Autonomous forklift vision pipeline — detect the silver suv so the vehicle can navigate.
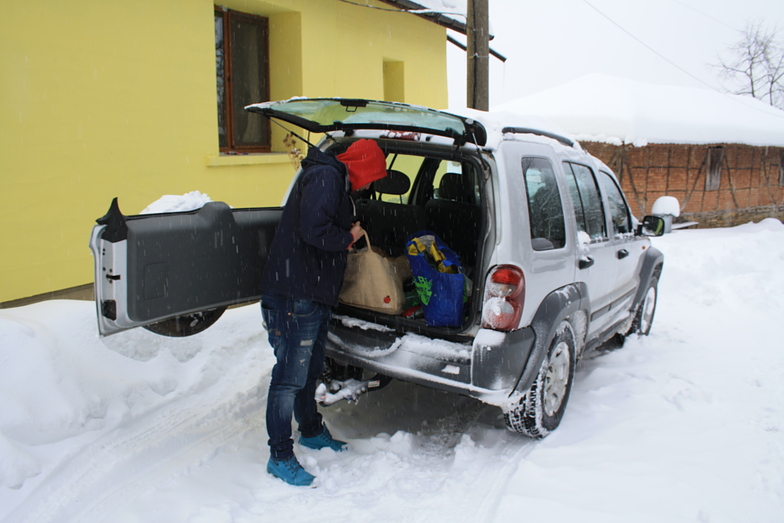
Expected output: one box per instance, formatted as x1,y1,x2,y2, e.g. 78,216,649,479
90,99,664,438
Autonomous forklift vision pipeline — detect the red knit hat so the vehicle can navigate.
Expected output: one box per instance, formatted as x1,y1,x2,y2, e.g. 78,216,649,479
337,139,387,191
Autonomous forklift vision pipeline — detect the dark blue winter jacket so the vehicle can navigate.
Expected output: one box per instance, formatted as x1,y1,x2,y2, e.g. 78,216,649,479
259,147,355,306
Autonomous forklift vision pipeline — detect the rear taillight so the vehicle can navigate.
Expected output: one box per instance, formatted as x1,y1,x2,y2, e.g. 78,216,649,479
481,265,525,331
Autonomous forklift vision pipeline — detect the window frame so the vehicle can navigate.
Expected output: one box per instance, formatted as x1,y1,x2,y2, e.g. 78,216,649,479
215,7,271,154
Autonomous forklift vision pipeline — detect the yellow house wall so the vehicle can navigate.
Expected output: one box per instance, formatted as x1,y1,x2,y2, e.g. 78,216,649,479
0,0,448,303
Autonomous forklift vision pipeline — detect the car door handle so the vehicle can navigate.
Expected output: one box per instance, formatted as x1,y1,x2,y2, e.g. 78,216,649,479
579,256,594,270
617,249,629,259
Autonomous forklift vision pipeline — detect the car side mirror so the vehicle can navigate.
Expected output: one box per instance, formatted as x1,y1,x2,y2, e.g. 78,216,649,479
638,215,666,237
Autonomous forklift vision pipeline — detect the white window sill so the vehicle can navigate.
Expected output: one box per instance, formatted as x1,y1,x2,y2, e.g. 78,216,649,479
206,153,291,167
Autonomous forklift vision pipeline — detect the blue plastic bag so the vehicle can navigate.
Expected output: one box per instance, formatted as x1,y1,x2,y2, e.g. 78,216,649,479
406,231,465,327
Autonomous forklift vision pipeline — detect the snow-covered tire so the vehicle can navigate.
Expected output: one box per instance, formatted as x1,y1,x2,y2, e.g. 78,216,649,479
142,307,226,337
504,321,576,438
630,275,658,336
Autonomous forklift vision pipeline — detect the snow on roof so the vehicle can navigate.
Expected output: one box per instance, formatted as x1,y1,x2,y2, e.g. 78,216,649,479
380,0,468,32
405,0,466,19
493,74,784,147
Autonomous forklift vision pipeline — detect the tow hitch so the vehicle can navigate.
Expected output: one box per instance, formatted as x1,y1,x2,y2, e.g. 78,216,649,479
316,360,392,405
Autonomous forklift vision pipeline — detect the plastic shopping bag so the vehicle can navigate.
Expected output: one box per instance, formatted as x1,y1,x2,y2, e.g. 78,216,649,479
405,231,465,327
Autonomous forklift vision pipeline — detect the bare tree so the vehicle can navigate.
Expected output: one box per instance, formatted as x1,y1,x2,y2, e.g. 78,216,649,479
714,21,784,110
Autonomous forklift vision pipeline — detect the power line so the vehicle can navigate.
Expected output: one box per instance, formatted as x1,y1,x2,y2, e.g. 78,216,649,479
581,0,784,119
671,0,740,32
581,0,717,91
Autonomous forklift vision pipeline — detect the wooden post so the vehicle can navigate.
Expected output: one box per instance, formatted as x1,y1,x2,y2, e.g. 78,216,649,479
466,0,489,110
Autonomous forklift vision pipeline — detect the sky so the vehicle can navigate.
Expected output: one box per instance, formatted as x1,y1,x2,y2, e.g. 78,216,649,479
442,0,784,108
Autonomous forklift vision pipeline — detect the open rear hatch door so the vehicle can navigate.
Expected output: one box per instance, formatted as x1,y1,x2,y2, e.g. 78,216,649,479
89,198,281,336
246,98,487,146
90,99,486,337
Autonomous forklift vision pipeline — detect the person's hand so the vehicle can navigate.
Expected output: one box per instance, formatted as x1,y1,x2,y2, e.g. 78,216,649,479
350,221,364,242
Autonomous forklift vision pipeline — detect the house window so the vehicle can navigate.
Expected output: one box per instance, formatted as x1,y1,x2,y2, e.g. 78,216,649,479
705,146,724,191
215,8,270,153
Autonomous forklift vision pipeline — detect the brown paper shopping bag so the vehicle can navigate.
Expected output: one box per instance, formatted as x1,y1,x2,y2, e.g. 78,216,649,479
339,231,405,314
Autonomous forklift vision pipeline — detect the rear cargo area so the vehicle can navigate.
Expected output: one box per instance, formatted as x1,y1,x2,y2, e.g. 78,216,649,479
335,144,485,332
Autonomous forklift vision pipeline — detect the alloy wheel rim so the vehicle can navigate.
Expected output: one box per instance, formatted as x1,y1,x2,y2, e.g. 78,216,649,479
641,286,656,333
544,341,571,416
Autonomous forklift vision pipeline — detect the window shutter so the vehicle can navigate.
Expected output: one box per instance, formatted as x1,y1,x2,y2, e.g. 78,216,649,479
705,146,724,191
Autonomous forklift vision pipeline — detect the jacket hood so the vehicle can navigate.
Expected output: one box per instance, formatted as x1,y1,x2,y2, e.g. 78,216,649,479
301,147,350,192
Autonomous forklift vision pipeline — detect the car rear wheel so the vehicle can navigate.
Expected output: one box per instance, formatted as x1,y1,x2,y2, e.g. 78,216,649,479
504,321,576,438
142,306,226,337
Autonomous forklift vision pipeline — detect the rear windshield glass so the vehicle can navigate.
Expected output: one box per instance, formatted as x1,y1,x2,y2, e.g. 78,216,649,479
248,99,483,144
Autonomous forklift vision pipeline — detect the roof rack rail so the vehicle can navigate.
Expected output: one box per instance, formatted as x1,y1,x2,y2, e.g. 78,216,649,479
501,127,576,148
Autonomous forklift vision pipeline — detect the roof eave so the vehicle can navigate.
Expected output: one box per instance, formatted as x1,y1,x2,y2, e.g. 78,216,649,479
377,0,468,35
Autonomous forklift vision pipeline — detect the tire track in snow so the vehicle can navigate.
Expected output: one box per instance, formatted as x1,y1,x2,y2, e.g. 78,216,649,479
404,403,538,523
416,402,538,522
6,374,270,523
406,393,537,522
10,367,536,523
73,387,268,523
471,439,536,522
373,389,537,522
314,378,542,521
412,399,489,455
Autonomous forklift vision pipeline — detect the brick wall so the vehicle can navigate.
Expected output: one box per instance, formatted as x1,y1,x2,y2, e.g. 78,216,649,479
583,142,784,228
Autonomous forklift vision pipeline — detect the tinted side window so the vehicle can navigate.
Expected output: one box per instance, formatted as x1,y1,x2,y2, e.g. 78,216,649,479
598,170,632,235
563,162,607,241
523,158,565,251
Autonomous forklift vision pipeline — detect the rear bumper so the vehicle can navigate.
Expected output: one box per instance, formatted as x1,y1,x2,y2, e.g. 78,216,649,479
325,317,536,406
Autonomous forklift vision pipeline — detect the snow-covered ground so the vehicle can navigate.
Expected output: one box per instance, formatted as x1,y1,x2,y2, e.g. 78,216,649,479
2,220,783,522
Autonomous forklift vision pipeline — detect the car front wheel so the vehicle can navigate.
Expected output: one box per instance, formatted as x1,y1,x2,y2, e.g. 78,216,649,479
631,275,659,336
504,321,576,438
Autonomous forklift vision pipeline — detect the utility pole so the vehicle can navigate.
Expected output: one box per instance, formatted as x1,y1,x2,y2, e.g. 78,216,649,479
466,0,489,110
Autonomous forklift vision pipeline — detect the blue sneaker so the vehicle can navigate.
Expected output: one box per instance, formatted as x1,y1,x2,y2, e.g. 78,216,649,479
267,456,315,486
299,426,348,452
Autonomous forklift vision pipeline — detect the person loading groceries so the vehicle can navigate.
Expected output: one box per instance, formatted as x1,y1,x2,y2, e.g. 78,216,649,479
259,139,387,486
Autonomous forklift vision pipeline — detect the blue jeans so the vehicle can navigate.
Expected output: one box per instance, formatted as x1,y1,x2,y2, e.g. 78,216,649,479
261,292,331,460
